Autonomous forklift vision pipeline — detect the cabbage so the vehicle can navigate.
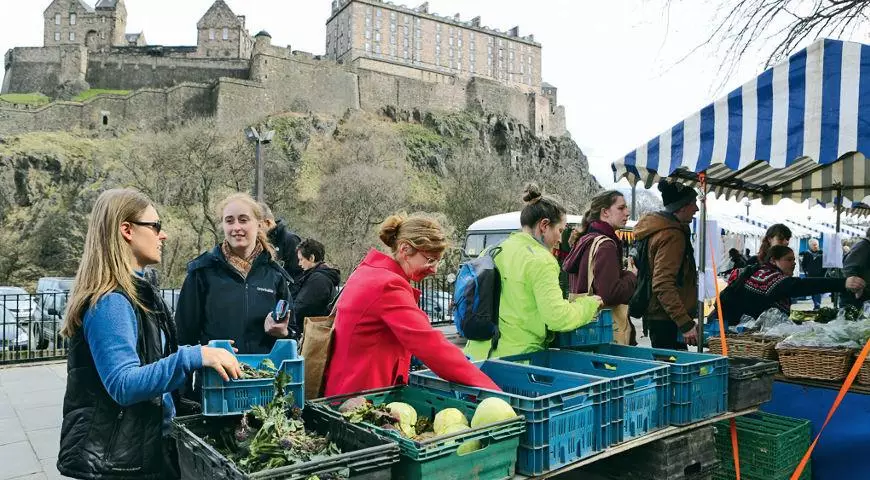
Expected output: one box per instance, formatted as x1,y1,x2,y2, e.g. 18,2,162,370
433,408,468,435
386,402,418,427
471,397,517,428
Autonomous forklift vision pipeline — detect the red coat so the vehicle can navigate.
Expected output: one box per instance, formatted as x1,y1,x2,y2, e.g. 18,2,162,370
323,249,499,396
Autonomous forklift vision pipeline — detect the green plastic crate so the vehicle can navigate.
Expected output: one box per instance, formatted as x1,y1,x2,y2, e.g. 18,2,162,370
308,386,525,480
714,463,811,480
713,412,811,480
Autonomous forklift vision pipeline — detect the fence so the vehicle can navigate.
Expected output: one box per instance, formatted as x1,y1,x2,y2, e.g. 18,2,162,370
1,278,453,365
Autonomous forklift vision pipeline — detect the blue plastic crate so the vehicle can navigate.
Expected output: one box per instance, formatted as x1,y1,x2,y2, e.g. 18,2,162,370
201,339,304,416
410,360,608,476
553,309,614,347
500,349,670,446
587,344,728,425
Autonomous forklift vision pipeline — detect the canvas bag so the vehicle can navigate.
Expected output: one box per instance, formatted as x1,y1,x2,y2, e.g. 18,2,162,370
299,266,354,400
568,235,632,345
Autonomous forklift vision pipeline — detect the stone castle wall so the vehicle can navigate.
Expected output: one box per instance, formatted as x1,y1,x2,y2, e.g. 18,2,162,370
3,46,88,95
0,82,214,134
86,52,249,90
2,42,567,137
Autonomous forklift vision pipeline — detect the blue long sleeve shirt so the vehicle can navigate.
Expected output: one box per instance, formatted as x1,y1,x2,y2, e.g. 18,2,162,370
83,293,203,434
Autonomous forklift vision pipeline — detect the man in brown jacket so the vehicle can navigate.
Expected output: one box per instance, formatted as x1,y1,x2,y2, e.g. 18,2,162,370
633,180,699,349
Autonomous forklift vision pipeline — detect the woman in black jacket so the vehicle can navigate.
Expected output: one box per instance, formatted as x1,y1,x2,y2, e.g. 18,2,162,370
290,239,341,331
723,245,865,320
176,193,293,358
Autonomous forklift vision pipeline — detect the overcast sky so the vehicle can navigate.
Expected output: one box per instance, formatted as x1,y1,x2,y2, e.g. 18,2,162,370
1,0,867,192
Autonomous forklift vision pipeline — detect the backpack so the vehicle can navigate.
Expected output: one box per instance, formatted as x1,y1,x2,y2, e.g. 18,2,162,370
453,246,503,350
628,230,689,318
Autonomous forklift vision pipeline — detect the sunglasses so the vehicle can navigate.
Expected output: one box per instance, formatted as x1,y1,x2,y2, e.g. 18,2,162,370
130,220,162,234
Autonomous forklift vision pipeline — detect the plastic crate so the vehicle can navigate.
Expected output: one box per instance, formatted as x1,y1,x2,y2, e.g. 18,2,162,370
410,360,608,476
727,357,779,411
202,339,304,416
500,349,669,446
587,344,728,425
171,407,399,480
307,386,524,480
713,412,811,480
554,309,614,347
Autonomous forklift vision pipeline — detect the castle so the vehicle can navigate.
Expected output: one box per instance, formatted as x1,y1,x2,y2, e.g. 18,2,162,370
0,0,566,137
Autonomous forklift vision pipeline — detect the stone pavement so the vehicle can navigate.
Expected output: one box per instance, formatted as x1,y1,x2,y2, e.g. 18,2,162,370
0,362,72,480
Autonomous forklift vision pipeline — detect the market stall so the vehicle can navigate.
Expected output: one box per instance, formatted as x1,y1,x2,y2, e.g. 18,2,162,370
611,37,870,480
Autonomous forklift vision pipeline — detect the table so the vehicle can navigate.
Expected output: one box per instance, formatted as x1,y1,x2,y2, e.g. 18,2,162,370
761,378,870,480
513,408,757,479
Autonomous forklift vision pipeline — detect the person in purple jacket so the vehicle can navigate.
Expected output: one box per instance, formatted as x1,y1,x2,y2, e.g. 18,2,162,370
57,188,241,480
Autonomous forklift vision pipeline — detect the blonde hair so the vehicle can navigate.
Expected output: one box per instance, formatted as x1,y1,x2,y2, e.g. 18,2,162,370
216,193,277,260
62,188,153,338
379,212,449,254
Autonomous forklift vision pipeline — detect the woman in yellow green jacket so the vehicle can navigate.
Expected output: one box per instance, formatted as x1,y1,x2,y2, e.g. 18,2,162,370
465,184,603,360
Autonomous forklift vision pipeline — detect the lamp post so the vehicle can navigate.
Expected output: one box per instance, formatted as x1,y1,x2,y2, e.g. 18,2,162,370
742,197,751,218
244,126,275,202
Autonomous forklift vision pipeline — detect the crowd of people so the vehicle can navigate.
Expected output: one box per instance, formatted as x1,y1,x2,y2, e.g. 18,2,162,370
54,180,870,479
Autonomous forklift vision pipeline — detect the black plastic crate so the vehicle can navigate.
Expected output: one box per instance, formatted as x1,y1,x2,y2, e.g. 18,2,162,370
171,408,399,480
727,357,779,411
584,427,719,480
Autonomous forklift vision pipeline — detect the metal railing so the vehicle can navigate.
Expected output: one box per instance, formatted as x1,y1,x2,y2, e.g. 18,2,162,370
1,280,453,365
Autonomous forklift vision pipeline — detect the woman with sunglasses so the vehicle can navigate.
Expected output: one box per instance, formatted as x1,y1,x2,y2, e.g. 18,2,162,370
322,212,500,396
58,189,241,479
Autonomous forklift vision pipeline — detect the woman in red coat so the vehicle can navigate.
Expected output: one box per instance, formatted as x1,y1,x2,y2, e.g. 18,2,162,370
323,213,500,396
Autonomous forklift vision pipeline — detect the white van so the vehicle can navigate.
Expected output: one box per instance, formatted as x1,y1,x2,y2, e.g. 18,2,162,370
463,211,584,258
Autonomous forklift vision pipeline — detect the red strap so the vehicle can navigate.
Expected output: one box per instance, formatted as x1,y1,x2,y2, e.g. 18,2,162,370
709,237,741,479
791,338,870,480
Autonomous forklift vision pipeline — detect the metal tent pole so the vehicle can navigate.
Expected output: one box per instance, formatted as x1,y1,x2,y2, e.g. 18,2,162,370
696,174,707,353
836,184,843,233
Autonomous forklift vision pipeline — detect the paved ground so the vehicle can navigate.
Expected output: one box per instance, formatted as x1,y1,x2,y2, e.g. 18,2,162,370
0,362,71,480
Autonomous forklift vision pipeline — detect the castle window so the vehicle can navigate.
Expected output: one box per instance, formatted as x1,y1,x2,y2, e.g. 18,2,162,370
222,28,229,40
365,42,371,53
70,14,76,25
69,32,76,41
375,31,381,42
55,14,61,25
209,29,215,41
365,17,370,27
365,30,370,39
448,37,453,46
102,114,109,126
102,16,106,23
376,8,381,17
54,32,61,41
436,33,440,43
390,11,396,20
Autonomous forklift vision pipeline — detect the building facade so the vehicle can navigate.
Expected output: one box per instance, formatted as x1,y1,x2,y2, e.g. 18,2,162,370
326,0,542,91
43,0,128,52
195,0,253,59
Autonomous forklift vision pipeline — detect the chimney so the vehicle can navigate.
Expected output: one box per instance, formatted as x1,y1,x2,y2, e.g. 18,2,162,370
237,16,245,29
453,13,460,22
416,2,428,13
508,26,519,37
471,16,481,27
528,34,535,42
332,0,338,13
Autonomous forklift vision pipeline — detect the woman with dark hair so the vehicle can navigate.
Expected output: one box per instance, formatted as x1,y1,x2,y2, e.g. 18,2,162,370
721,245,865,321
749,224,792,265
724,248,747,276
290,239,341,332
563,190,637,344
465,183,603,360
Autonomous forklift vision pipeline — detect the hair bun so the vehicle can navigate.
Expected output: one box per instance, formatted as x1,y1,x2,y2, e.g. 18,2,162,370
378,214,405,249
522,182,543,204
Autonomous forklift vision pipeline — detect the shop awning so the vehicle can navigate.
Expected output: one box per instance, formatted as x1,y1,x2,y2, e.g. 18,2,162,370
612,38,870,207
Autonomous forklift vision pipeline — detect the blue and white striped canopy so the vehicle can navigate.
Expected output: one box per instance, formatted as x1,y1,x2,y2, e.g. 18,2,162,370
612,38,870,207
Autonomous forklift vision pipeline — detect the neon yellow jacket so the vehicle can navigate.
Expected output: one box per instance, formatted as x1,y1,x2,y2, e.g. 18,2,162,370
465,232,601,360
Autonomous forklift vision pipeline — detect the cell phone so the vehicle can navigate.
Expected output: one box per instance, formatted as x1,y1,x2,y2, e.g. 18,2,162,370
273,300,289,322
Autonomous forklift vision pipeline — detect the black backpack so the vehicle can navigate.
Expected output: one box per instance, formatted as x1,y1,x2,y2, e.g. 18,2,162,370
628,232,689,318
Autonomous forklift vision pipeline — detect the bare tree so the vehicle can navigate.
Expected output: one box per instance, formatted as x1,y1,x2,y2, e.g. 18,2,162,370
668,0,870,88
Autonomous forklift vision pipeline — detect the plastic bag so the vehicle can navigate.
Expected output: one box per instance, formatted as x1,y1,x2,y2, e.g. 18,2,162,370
776,318,867,349
758,308,791,333
765,321,813,339
735,314,760,332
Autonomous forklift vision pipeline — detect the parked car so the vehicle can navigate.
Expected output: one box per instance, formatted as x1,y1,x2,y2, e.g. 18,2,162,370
0,286,40,322
35,277,75,348
0,305,30,351
420,289,452,323
0,286,46,349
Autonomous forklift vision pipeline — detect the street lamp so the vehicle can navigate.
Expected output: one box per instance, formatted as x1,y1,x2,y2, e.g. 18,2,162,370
244,126,275,202
742,197,751,217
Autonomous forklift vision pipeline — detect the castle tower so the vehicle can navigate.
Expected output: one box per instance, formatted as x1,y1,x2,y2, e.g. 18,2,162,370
196,0,253,59
43,0,128,52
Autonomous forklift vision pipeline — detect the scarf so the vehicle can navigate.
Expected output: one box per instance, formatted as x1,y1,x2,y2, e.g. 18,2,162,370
221,240,264,279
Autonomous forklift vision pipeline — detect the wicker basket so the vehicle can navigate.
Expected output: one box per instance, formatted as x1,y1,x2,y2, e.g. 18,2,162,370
708,334,780,360
777,347,855,381
858,356,870,386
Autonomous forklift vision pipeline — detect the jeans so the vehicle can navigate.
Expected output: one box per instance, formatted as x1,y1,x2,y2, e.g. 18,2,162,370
812,294,822,309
